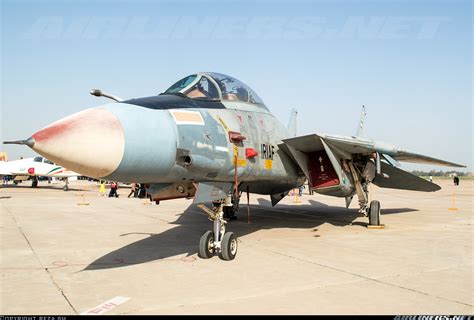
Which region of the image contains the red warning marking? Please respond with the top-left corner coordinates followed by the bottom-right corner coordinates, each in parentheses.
top-left (308, 150), bottom-right (340, 188)
top-left (245, 148), bottom-right (258, 159)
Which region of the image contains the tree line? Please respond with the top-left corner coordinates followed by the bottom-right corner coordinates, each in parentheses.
top-left (410, 170), bottom-right (468, 177)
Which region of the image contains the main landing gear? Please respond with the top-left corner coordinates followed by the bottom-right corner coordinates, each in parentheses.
top-left (348, 161), bottom-right (381, 227)
top-left (197, 201), bottom-right (238, 261)
top-left (368, 200), bottom-right (381, 226)
top-left (63, 178), bottom-right (69, 191)
top-left (356, 187), bottom-right (381, 227)
top-left (356, 188), bottom-right (381, 227)
top-left (31, 176), bottom-right (38, 188)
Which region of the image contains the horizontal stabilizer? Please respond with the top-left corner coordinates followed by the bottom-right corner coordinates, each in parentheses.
top-left (373, 162), bottom-right (441, 192)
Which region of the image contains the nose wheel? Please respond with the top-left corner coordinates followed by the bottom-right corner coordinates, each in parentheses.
top-left (197, 202), bottom-right (238, 261)
top-left (198, 230), bottom-right (215, 259)
top-left (219, 232), bottom-right (238, 260)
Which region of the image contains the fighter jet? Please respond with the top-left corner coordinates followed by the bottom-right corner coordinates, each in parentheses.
top-left (0, 156), bottom-right (80, 190)
top-left (4, 72), bottom-right (465, 260)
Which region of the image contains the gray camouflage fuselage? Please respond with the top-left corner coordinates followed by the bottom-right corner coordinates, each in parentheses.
top-left (101, 100), bottom-right (303, 196)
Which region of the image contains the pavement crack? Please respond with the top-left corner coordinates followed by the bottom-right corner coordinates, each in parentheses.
top-left (5, 205), bottom-right (79, 314)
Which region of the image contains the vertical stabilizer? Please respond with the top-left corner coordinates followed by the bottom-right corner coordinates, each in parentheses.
top-left (288, 108), bottom-right (298, 137)
top-left (355, 105), bottom-right (366, 137)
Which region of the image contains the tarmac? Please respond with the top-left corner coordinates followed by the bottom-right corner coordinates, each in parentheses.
top-left (1, 179), bottom-right (472, 315)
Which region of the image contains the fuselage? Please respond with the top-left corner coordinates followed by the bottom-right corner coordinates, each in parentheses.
top-left (28, 94), bottom-right (304, 195)
top-left (0, 157), bottom-right (78, 178)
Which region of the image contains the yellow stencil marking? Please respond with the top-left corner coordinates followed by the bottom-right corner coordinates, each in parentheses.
top-left (232, 145), bottom-right (246, 166)
top-left (233, 144), bottom-right (238, 158)
top-left (264, 159), bottom-right (273, 170)
top-left (217, 116), bottom-right (230, 133)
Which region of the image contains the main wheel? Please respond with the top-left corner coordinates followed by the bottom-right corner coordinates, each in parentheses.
top-left (198, 230), bottom-right (215, 259)
top-left (369, 200), bottom-right (381, 226)
top-left (219, 232), bottom-right (238, 261)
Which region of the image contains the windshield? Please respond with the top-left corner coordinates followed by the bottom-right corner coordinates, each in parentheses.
top-left (165, 74), bottom-right (197, 94)
top-left (33, 156), bottom-right (43, 163)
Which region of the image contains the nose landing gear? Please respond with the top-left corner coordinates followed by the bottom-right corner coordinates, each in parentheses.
top-left (197, 202), bottom-right (238, 261)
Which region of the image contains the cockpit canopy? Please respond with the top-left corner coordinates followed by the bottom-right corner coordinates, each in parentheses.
top-left (163, 73), bottom-right (265, 106)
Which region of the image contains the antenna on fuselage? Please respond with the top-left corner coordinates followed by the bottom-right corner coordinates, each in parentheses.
top-left (90, 89), bottom-right (124, 102)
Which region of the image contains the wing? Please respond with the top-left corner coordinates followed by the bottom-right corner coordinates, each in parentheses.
top-left (281, 133), bottom-right (464, 193)
top-left (283, 133), bottom-right (465, 168)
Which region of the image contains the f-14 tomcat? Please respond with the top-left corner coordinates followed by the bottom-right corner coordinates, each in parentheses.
top-left (5, 72), bottom-right (465, 261)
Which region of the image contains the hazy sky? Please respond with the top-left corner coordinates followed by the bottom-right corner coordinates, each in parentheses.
top-left (1, 0), bottom-right (472, 172)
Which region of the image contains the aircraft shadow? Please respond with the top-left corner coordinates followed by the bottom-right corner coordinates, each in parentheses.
top-left (84, 199), bottom-right (417, 271)
top-left (381, 208), bottom-right (419, 215)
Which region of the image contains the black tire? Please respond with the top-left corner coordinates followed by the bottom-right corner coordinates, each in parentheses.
top-left (369, 200), bottom-right (381, 226)
top-left (198, 230), bottom-right (215, 259)
top-left (219, 232), bottom-right (238, 261)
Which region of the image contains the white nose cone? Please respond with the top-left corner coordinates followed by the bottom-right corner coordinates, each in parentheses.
top-left (31, 107), bottom-right (125, 178)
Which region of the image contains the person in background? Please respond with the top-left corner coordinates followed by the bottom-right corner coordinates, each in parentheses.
top-left (429, 176), bottom-right (433, 183)
top-left (298, 185), bottom-right (304, 197)
top-left (99, 180), bottom-right (106, 196)
top-left (454, 176), bottom-right (460, 186)
top-left (128, 182), bottom-right (138, 198)
top-left (108, 181), bottom-right (119, 198)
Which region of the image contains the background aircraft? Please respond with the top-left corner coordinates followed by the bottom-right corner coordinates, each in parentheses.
top-left (4, 72), bottom-right (464, 260)
top-left (0, 156), bottom-right (80, 190)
